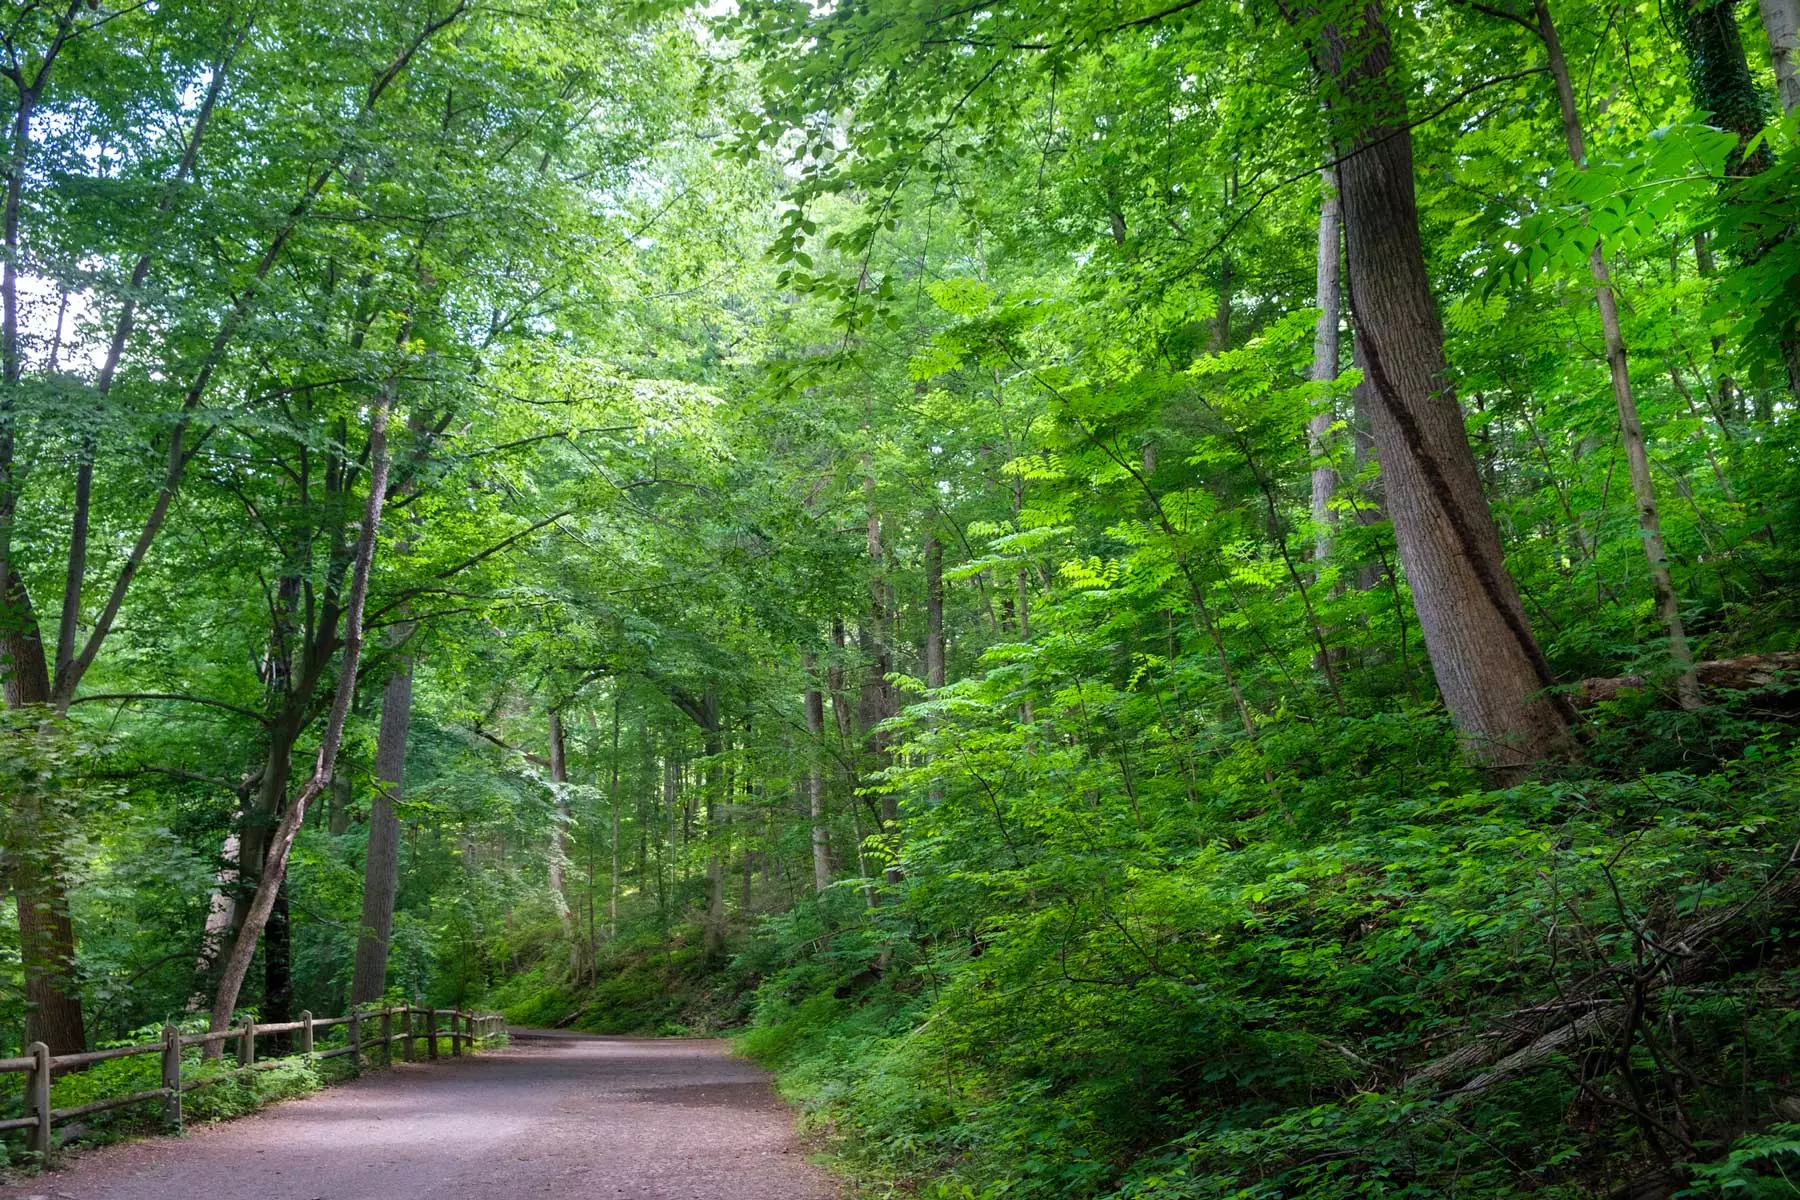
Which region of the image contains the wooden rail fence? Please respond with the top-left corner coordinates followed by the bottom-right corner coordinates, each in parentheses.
top-left (0, 1007), bottom-right (504, 1165)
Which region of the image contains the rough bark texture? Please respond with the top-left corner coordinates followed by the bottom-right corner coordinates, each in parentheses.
top-left (350, 656), bottom-right (412, 1005)
top-left (1763, 0), bottom-right (1800, 113)
top-left (1310, 170), bottom-right (1343, 567)
top-left (1318, 0), bottom-right (1578, 771)
top-left (1536, 0), bottom-right (1702, 709)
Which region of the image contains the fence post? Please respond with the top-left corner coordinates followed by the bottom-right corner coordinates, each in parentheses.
top-left (379, 1007), bottom-right (393, 1068)
top-left (450, 1010), bottom-right (462, 1057)
top-left (161, 1024), bottom-right (182, 1134)
top-left (426, 1008), bottom-right (438, 1060)
top-left (239, 1020), bottom-right (256, 1068)
top-left (28, 1040), bottom-right (51, 1164)
top-left (300, 1009), bottom-right (314, 1056)
top-left (401, 1007), bottom-right (414, 1063)
top-left (349, 1009), bottom-right (362, 1074)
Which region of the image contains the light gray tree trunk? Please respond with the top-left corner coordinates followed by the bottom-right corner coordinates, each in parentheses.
top-left (1536, 0), bottom-right (1701, 709)
top-left (1761, 0), bottom-right (1800, 114)
top-left (547, 711), bottom-right (576, 943)
top-left (1309, 169), bottom-right (1343, 566)
top-left (803, 653), bottom-right (831, 894)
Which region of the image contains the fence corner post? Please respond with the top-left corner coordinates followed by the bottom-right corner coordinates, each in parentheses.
top-left (28, 1040), bottom-right (51, 1165)
top-left (425, 1008), bottom-right (438, 1060)
top-left (401, 1006), bottom-right (414, 1063)
top-left (379, 1007), bottom-right (393, 1069)
top-left (238, 1019), bottom-right (255, 1068)
top-left (450, 1010), bottom-right (462, 1057)
top-left (300, 1009), bottom-right (314, 1056)
top-left (161, 1024), bottom-right (183, 1134)
top-left (348, 1009), bottom-right (362, 1074)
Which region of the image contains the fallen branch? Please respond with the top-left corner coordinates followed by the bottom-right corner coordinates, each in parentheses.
top-left (1409, 844), bottom-right (1800, 1095)
top-left (1576, 652), bottom-right (1800, 705)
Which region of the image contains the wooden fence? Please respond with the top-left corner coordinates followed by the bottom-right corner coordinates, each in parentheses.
top-left (0, 1006), bottom-right (504, 1165)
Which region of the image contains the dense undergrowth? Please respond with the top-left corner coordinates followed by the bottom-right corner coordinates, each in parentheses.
top-left (489, 931), bottom-right (752, 1036)
top-left (738, 728), bottom-right (1800, 1198)
top-left (507, 695), bottom-right (1800, 1200)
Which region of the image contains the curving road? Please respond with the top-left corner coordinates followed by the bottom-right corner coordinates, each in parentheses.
top-left (1, 1031), bottom-right (838, 1200)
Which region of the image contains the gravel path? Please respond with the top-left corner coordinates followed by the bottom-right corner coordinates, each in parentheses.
top-left (0, 1030), bottom-right (839, 1200)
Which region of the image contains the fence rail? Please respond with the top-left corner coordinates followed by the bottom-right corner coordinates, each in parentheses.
top-left (2, 1006), bottom-right (504, 1164)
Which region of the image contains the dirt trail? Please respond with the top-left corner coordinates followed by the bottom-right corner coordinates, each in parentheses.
top-left (1, 1030), bottom-right (838, 1200)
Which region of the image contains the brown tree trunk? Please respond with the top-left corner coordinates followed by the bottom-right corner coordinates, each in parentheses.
top-left (1, 6), bottom-right (88, 1057)
top-left (3, 600), bottom-right (87, 1050)
top-left (1314, 0), bottom-right (1578, 771)
top-left (1535, 0), bottom-right (1701, 708)
top-left (350, 655), bottom-right (412, 1005)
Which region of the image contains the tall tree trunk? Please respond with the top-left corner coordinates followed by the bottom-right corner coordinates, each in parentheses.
top-left (1536, 0), bottom-right (1701, 708)
top-left (1, 5), bottom-right (88, 1056)
top-left (1310, 169), bottom-right (1343, 566)
top-left (1310, 0), bottom-right (1578, 772)
top-left (1762, 0), bottom-right (1800, 113)
top-left (803, 653), bottom-right (831, 894)
top-left (607, 694), bottom-right (621, 941)
top-left (702, 713), bottom-right (726, 961)
top-left (2, 596), bottom-right (86, 1051)
top-left (925, 535), bottom-right (947, 810)
top-left (262, 879), bottom-right (292, 1049)
top-left (328, 776), bottom-right (351, 836)
top-left (547, 710), bottom-right (577, 957)
top-left (207, 392), bottom-right (394, 1039)
top-left (350, 654), bottom-right (412, 1005)
top-left (1680, 0), bottom-right (1774, 174)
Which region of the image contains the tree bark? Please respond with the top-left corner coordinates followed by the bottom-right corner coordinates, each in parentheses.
top-left (1313, 0), bottom-right (1578, 772)
top-left (607, 695), bottom-right (622, 941)
top-left (702, 709), bottom-right (726, 960)
top-left (1762, 0), bottom-right (1800, 113)
top-left (1536, 0), bottom-right (1701, 708)
top-left (207, 391), bottom-right (394, 1038)
top-left (0, 3), bottom-right (89, 1058)
top-left (1309, 169), bottom-right (1343, 567)
top-left (2, 587), bottom-right (86, 1051)
top-left (350, 655), bottom-right (412, 1005)
top-left (547, 710), bottom-right (576, 946)
top-left (803, 652), bottom-right (831, 894)
top-left (263, 879), bottom-right (292, 1045)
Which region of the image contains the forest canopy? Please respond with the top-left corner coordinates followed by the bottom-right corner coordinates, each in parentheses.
top-left (3, 0), bottom-right (1800, 1193)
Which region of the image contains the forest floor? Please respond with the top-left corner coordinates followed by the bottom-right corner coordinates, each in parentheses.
top-left (0, 1030), bottom-right (839, 1200)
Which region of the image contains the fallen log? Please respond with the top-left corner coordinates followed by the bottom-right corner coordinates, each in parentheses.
top-left (1576, 652), bottom-right (1800, 706)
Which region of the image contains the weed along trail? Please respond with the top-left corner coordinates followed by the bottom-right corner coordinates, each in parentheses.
top-left (0, 1031), bottom-right (837, 1200)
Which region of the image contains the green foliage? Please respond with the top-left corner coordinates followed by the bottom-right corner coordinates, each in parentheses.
top-left (7, 0), bottom-right (1800, 1193)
